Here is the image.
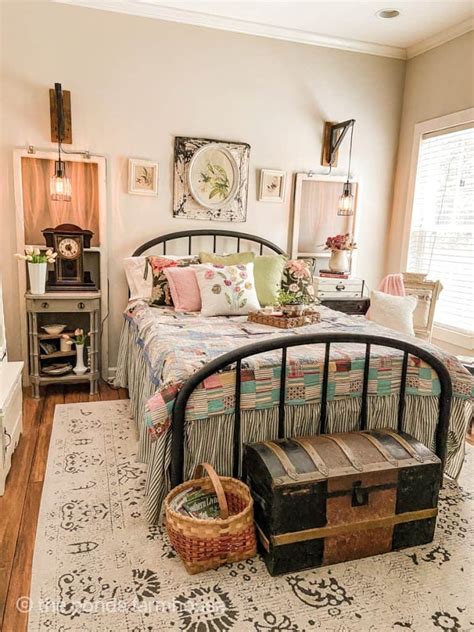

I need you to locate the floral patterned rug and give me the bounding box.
[28,401,474,631]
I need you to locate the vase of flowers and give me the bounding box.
[15,247,57,295]
[325,233,357,273]
[62,329,89,375]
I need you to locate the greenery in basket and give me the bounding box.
[277,290,306,306]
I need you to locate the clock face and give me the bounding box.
[58,237,80,260]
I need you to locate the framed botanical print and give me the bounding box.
[259,169,286,203]
[128,159,158,196]
[173,136,250,222]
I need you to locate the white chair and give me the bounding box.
[403,273,443,342]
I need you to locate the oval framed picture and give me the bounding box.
[188,143,239,209]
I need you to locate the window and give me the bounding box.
[406,123,474,335]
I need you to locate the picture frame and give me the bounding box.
[128,159,158,196]
[173,136,250,222]
[259,169,286,203]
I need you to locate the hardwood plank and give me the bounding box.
[0,395,43,625]
[99,380,127,401]
[117,388,129,400]
[29,386,64,484]
[2,481,43,632]
[63,383,93,404]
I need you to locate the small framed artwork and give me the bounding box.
[128,159,158,196]
[259,169,286,203]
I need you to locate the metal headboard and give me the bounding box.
[132,229,286,257]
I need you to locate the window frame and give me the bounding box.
[402,107,474,350]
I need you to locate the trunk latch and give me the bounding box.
[351,481,369,507]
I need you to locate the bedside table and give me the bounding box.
[26,291,100,398]
[320,297,370,315]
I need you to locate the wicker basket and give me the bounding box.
[248,309,321,329]
[165,463,257,574]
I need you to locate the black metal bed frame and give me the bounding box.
[132,229,286,257]
[131,229,453,489]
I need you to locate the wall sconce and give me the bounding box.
[321,118,356,216]
[50,83,72,202]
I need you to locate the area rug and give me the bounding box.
[28,401,474,631]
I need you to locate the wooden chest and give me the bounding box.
[243,429,441,576]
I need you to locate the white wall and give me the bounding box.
[0,2,405,368]
[388,31,474,273]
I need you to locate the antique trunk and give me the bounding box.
[243,429,442,576]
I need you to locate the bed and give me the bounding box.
[114,229,473,523]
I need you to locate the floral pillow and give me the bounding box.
[280,259,315,304]
[194,263,260,317]
[147,256,200,306]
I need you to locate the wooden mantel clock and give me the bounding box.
[42,224,97,291]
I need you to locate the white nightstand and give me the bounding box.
[0,361,24,495]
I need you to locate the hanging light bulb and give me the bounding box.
[50,83,72,202]
[337,120,354,216]
[338,181,354,216]
[50,159,72,201]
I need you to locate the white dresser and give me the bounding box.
[0,361,23,495]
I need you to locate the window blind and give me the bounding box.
[407,125,474,334]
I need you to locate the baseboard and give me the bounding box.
[107,367,117,381]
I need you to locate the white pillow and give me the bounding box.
[194,263,260,317]
[368,290,417,335]
[123,257,152,300]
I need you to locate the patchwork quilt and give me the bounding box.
[123,302,473,441]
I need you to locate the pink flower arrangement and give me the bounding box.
[287,259,311,279]
[325,233,357,252]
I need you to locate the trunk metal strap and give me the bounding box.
[322,435,364,472]
[292,438,330,477]
[267,507,438,546]
[263,441,300,481]
[378,429,424,463]
[360,432,399,467]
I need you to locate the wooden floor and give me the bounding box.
[0,381,128,632]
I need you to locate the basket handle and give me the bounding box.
[193,462,229,520]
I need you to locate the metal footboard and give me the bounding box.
[170,332,453,488]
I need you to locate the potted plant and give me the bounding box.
[324,233,357,273]
[277,290,307,316]
[14,247,57,295]
[62,329,89,375]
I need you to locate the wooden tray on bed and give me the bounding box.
[248,309,321,329]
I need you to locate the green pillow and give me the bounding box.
[254,255,287,306]
[199,251,255,265]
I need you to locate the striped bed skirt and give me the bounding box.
[115,320,471,524]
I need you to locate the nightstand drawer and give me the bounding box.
[321,298,370,315]
[26,298,100,312]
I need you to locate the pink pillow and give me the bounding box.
[163,266,201,312]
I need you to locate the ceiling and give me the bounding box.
[56,0,474,59]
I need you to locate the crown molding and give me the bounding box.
[406,17,474,59]
[54,0,407,59]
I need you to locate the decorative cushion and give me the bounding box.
[253,255,287,306]
[367,290,418,335]
[281,259,315,304]
[123,256,152,300]
[163,267,201,312]
[147,256,200,306]
[199,251,255,266]
[194,263,260,317]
